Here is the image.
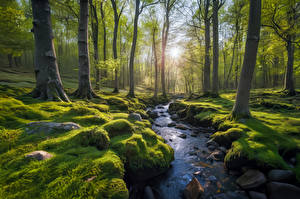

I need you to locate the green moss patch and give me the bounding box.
[78,127,110,150]
[211,128,245,148]
[103,119,134,137]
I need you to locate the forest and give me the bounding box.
[0,0,299,199]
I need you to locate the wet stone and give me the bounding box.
[167,122,176,127]
[249,191,267,199]
[128,113,142,121]
[214,191,249,199]
[175,124,189,130]
[184,177,204,199]
[267,169,295,182]
[267,182,300,199]
[207,151,225,161]
[236,170,267,190]
[208,145,217,151]
[178,134,187,139]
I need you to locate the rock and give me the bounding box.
[267,169,295,182]
[147,110,159,119]
[128,113,142,121]
[157,106,164,109]
[184,177,204,199]
[178,134,187,139]
[175,124,189,130]
[161,114,167,117]
[214,191,248,199]
[144,186,156,199]
[206,139,219,147]
[167,122,177,127]
[249,191,267,199]
[236,170,267,189]
[208,145,216,151]
[218,147,227,153]
[169,139,172,142]
[25,150,53,161]
[207,151,225,161]
[171,114,179,120]
[191,133,197,137]
[267,182,300,199]
[26,122,80,134]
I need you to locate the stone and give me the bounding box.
[175,124,189,130]
[206,139,219,147]
[178,134,187,139]
[167,122,177,127]
[147,110,159,119]
[191,133,197,137]
[214,191,248,199]
[218,147,227,153]
[267,182,300,199]
[267,169,295,182]
[157,106,164,109]
[128,113,142,121]
[184,177,204,199]
[144,186,156,199]
[249,191,267,199]
[236,170,267,189]
[207,151,225,161]
[161,114,167,117]
[25,150,53,161]
[26,122,80,134]
[208,145,216,151]
[171,114,179,120]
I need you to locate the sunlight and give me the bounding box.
[169,47,182,58]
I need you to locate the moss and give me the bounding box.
[72,114,110,126]
[103,119,134,137]
[106,96,129,111]
[78,127,110,150]
[211,128,245,148]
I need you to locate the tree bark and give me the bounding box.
[283,38,295,95]
[231,0,261,119]
[73,0,96,99]
[30,0,69,102]
[212,0,219,95]
[128,0,140,98]
[203,0,211,94]
[100,1,107,79]
[8,54,13,67]
[152,26,158,98]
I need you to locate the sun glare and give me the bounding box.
[169,47,181,58]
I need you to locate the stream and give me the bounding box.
[146,102,249,199]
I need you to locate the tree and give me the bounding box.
[262,0,299,95]
[111,0,126,93]
[100,0,107,79]
[212,0,225,95]
[151,18,159,98]
[231,0,261,119]
[73,0,97,99]
[161,0,177,97]
[30,0,69,102]
[128,0,158,98]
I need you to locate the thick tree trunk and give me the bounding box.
[161,17,169,98]
[231,0,261,119]
[111,0,119,93]
[128,0,140,98]
[212,0,219,95]
[8,54,13,67]
[203,0,211,94]
[89,0,100,90]
[100,1,107,79]
[283,38,295,95]
[73,0,96,99]
[152,26,158,98]
[30,0,69,102]
[273,56,279,87]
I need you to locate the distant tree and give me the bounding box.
[30,0,69,101]
[231,0,261,119]
[73,0,97,99]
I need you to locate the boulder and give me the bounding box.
[144,186,156,199]
[26,122,80,134]
[249,191,267,199]
[25,150,53,161]
[167,122,177,127]
[267,182,300,199]
[147,110,159,119]
[184,177,204,199]
[128,113,142,121]
[171,114,179,120]
[175,124,189,130]
[178,134,187,139]
[267,169,295,182]
[236,170,267,189]
[206,139,219,147]
[208,145,217,151]
[214,191,248,199]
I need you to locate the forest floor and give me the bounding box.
[0,67,300,198]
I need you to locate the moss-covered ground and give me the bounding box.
[0,68,173,199]
[170,90,300,180]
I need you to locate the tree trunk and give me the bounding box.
[111,0,119,93]
[161,17,169,98]
[128,0,140,98]
[212,0,219,96]
[89,0,100,90]
[231,0,261,119]
[152,26,158,98]
[100,1,107,79]
[203,0,211,94]
[8,54,13,67]
[283,38,295,95]
[30,0,69,102]
[273,56,279,87]
[73,0,96,99]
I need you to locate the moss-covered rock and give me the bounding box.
[107,96,129,111]
[211,128,245,148]
[103,119,134,137]
[79,127,110,150]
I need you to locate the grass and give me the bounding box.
[171,89,300,179]
[0,67,174,199]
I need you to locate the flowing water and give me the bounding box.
[147,102,248,199]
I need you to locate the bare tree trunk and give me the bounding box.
[89,0,100,90]
[128,0,140,98]
[30,0,69,102]
[73,0,96,99]
[203,0,211,94]
[212,0,219,96]
[283,38,295,95]
[8,54,13,67]
[100,1,107,80]
[152,26,158,98]
[231,0,261,119]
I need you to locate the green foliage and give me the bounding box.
[103,119,134,137]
